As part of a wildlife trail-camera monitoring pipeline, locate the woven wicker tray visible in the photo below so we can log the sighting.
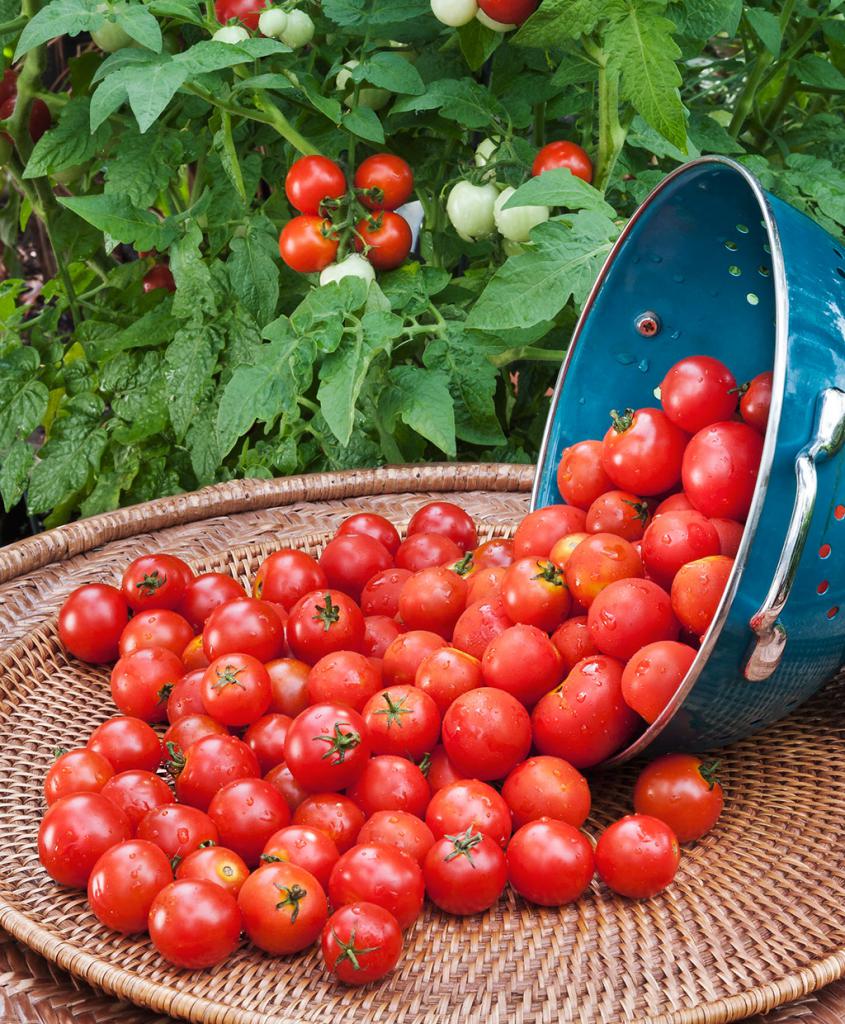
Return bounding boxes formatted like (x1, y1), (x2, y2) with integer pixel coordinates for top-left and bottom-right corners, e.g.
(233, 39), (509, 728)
(1, 464), (844, 1024)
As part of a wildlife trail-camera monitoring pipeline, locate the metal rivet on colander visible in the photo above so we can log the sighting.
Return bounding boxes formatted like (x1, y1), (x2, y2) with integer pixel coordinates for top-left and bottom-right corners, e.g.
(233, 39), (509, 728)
(635, 311), (661, 337)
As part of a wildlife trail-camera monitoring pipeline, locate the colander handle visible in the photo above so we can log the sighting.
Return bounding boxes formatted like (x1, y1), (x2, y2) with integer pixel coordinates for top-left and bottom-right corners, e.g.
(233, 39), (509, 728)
(744, 387), (845, 682)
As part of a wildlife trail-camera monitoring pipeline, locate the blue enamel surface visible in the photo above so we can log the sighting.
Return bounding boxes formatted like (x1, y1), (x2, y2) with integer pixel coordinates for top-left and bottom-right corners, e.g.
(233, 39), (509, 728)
(534, 160), (845, 752)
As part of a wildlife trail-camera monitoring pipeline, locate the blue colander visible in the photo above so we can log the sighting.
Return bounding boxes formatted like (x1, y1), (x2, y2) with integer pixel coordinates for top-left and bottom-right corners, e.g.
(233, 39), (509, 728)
(531, 156), (845, 763)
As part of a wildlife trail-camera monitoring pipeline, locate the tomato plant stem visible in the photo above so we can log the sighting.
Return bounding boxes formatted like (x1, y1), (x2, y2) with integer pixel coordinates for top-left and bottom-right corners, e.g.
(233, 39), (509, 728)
(490, 346), (562, 367)
(592, 50), (629, 194)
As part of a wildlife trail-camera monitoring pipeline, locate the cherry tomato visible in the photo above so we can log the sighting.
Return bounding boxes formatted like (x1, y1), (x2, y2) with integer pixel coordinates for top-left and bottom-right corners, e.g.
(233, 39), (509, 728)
(330, 843), (424, 930)
(507, 819), (594, 906)
(451, 595), (511, 660)
(548, 532), (589, 570)
(621, 640), (696, 723)
(563, 533), (643, 608)
(502, 756), (590, 830)
(641, 510), (721, 587)
(354, 153), (414, 211)
(172, 733), (259, 811)
(740, 371), (772, 433)
(441, 687), (530, 781)
(425, 778), (511, 847)
(321, 902), (403, 985)
(710, 517), (744, 557)
(602, 407), (688, 496)
(88, 839), (173, 933)
(360, 567), (412, 616)
(347, 754), (430, 819)
(253, 549), (327, 609)
(293, 793), (365, 853)
(265, 763), (309, 811)
(682, 422), (763, 520)
(586, 490), (650, 541)
(338, 512), (401, 555)
(513, 504), (587, 559)
(397, 566), (467, 638)
(243, 713), (292, 773)
(58, 584), (129, 663)
(121, 553), (193, 612)
(119, 608), (194, 658)
(473, 538), (513, 570)
(634, 754), (724, 843)
(87, 716), (162, 774)
(671, 555), (734, 637)
(100, 770), (174, 831)
(181, 635), (209, 671)
(358, 811), (435, 866)
(149, 879), (241, 968)
(595, 814), (680, 898)
(208, 778), (290, 867)
(382, 629), (446, 685)
(501, 557), (570, 632)
(550, 615), (597, 673)
(178, 572), (246, 632)
(164, 713), (228, 759)
(319, 534), (394, 604)
(214, 0), (263, 25)
(137, 803), (218, 863)
(238, 861), (328, 954)
(532, 139), (592, 182)
(176, 844), (249, 896)
(556, 440), (612, 508)
(354, 211), (412, 271)
(279, 216), (338, 273)
(480, 624), (562, 706)
(465, 565), (505, 604)
(588, 578), (679, 660)
(142, 265), (176, 293)
(415, 647), (481, 715)
(362, 685), (439, 759)
(395, 532), (462, 572)
(286, 155), (346, 215)
(659, 356), (737, 434)
(267, 657), (311, 716)
(38, 793), (132, 888)
(165, 668), (206, 722)
(284, 702), (370, 792)
(286, 590), (366, 664)
(363, 615), (401, 658)
(200, 653), (271, 727)
(655, 492), (695, 515)
(203, 597), (285, 663)
(423, 827), (507, 915)
(44, 748), (114, 806)
(261, 824), (339, 889)
(111, 647), (184, 723)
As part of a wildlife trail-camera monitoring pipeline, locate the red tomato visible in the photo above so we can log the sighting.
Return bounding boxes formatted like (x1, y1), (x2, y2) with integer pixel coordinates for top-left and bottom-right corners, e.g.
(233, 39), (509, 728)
(261, 825), (339, 889)
(595, 814), (680, 898)
(164, 714), (228, 759)
(319, 534), (394, 604)
(176, 844), (249, 897)
(586, 490), (650, 541)
(203, 597), (285, 663)
(165, 668), (206, 722)
(513, 504), (587, 559)
(441, 687), (530, 781)
(671, 555), (734, 637)
(238, 861), (328, 954)
(556, 440), (612, 508)
(58, 584), (129, 663)
(267, 657), (311, 716)
(362, 685), (440, 759)
(38, 793), (131, 887)
(253, 549), (327, 609)
(285, 155), (346, 215)
(532, 139), (592, 182)
(398, 566), (467, 638)
(550, 615), (597, 673)
(423, 827), (507, 915)
(354, 211), (412, 270)
(321, 902), (403, 985)
(347, 754), (430, 818)
(360, 567), (412, 617)
(502, 557), (570, 632)
(563, 533), (643, 608)
(588, 578), (679, 660)
(395, 532), (462, 572)
(465, 566), (505, 604)
(28, 97), (51, 143)
(358, 811), (435, 866)
(502, 756), (590, 830)
(740, 371), (772, 433)
(602, 408), (688, 496)
(284, 702), (370, 792)
(405, 501), (477, 549)
(451, 595), (511, 660)
(621, 641), (697, 723)
(682, 422), (763, 520)
(208, 778), (290, 867)
(293, 794), (365, 853)
(87, 716), (162, 774)
(532, 655), (639, 768)
(243, 713), (292, 773)
(286, 589), (366, 664)
(478, 0), (538, 24)
(200, 653), (271, 727)
(415, 647), (481, 715)
(137, 803), (218, 863)
(178, 572), (246, 632)
(100, 770), (173, 831)
(265, 763), (309, 811)
(172, 733), (259, 811)
(214, 0), (263, 25)
(363, 615), (401, 658)
(121, 553), (193, 612)
(659, 356), (737, 434)
(338, 512), (401, 556)
(481, 624), (563, 706)
(473, 537), (514, 569)
(425, 778), (511, 847)
(548, 532), (589, 570)
(149, 879), (241, 968)
(634, 754), (724, 843)
(507, 819), (594, 906)
(354, 153), (414, 211)
(44, 748), (114, 806)
(142, 265), (176, 293)
(641, 510), (721, 587)
(330, 843), (423, 929)
(382, 629), (446, 685)
(181, 635), (209, 671)
(88, 839), (173, 933)
(424, 744), (463, 795)
(655, 492), (695, 515)
(710, 517), (744, 557)
(119, 608), (193, 658)
(110, 647), (185, 722)
(279, 216), (338, 273)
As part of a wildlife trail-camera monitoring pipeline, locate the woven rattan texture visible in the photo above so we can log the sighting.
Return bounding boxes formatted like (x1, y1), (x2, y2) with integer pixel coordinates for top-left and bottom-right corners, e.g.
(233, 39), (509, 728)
(0, 466), (843, 1024)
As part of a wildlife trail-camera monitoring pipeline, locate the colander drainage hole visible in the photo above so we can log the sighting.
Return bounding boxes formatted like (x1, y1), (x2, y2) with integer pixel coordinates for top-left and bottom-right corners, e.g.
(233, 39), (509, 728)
(835, 505), (844, 520)
(759, 265), (770, 277)
(725, 240), (738, 251)
(737, 223), (749, 234)
(746, 293), (759, 305)
(827, 606), (840, 620)
(820, 543), (832, 559)
(836, 268), (845, 281)
(818, 581), (830, 595)
(728, 265), (741, 277)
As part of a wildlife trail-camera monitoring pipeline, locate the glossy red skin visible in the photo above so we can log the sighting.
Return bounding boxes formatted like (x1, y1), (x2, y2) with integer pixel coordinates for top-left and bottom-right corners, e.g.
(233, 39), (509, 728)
(602, 408), (688, 496)
(595, 814), (680, 898)
(415, 647), (481, 716)
(337, 512), (401, 556)
(239, 862), (328, 954)
(87, 716), (162, 774)
(200, 652), (271, 727)
(548, 531), (590, 571)
(586, 490), (650, 541)
(563, 532), (643, 608)
(641, 510), (721, 587)
(354, 154), (414, 211)
(293, 794), (366, 853)
(208, 778), (291, 867)
(284, 703), (370, 792)
(502, 756), (591, 830)
(165, 668), (206, 722)
(110, 647), (185, 723)
(265, 763), (309, 811)
(660, 356), (737, 434)
(633, 754), (724, 843)
(360, 567), (412, 617)
(425, 779), (511, 848)
(318, 534), (394, 604)
(44, 748), (114, 806)
(682, 421), (763, 520)
(481, 624), (563, 706)
(27, 97), (51, 142)
(120, 554), (193, 612)
(38, 793), (132, 888)
(306, 650), (382, 712)
(149, 879), (241, 968)
(266, 658), (311, 716)
(710, 518), (744, 557)
(174, 733), (260, 811)
(355, 211), (412, 271)
(242, 713), (292, 773)
(532, 655), (640, 768)
(119, 609), (194, 658)
(532, 139), (593, 181)
(395, 532), (462, 572)
(58, 584), (129, 663)
(286, 589), (366, 665)
(87, 839), (173, 933)
(363, 615), (401, 658)
(406, 503), (477, 552)
(465, 566), (506, 603)
(621, 641), (696, 724)
(589, 578), (679, 660)
(214, 0), (263, 25)
(441, 687), (531, 781)
(473, 538), (514, 570)
(285, 155), (346, 215)
(362, 685), (440, 760)
(398, 566), (467, 638)
(175, 845), (249, 896)
(671, 555), (734, 637)
(164, 714), (227, 759)
(178, 572), (245, 632)
(142, 265), (176, 293)
(100, 770), (173, 832)
(501, 557), (571, 632)
(740, 371), (772, 433)
(321, 902), (403, 985)
(507, 820), (595, 906)
(202, 597), (285, 663)
(261, 825), (339, 889)
(358, 811), (435, 866)
(137, 803), (218, 862)
(424, 831), (507, 915)
(181, 635), (209, 671)
(330, 843), (424, 929)
(382, 629), (446, 685)
(513, 505), (588, 559)
(425, 744), (464, 795)
(550, 616), (598, 674)
(279, 216), (338, 273)
(451, 596), (511, 660)
(556, 440), (612, 508)
(253, 550), (327, 609)
(655, 492), (695, 515)
(347, 755), (430, 818)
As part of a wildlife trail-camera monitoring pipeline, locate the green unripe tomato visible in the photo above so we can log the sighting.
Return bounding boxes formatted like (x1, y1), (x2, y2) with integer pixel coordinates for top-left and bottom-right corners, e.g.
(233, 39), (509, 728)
(91, 16), (134, 51)
(213, 24), (250, 41)
(335, 60), (391, 110)
(446, 180), (499, 241)
(493, 186), (549, 242)
(430, 0), (478, 26)
(319, 254), (376, 287)
(279, 9), (314, 48)
(258, 8), (287, 38)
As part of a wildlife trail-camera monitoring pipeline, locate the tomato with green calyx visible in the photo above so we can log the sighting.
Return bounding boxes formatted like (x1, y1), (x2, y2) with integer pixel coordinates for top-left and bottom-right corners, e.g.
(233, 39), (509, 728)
(214, 0), (262, 28)
(322, 902), (403, 985)
(423, 827), (507, 915)
(362, 685), (440, 760)
(354, 153), (414, 211)
(110, 647), (184, 723)
(633, 753), (724, 843)
(355, 211), (412, 270)
(286, 590), (366, 664)
(201, 653), (272, 728)
(279, 216), (338, 273)
(532, 140), (593, 182)
(502, 557), (570, 632)
(739, 371), (772, 434)
(602, 407), (688, 496)
(284, 702), (370, 792)
(239, 861), (328, 954)
(285, 155), (346, 216)
(586, 490), (650, 541)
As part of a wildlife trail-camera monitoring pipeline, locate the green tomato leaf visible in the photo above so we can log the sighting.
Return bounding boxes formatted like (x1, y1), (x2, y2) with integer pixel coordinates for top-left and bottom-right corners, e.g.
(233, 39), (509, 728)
(512, 0), (600, 47)
(0, 348), (49, 450)
(163, 323), (223, 441)
(503, 168), (616, 216)
(24, 97), (111, 178)
(391, 78), (505, 128)
(457, 20), (503, 71)
(14, 0), (102, 59)
(57, 193), (177, 252)
(354, 51), (425, 95)
(670, 0), (741, 39)
(423, 332), (505, 446)
(380, 365), (456, 457)
(0, 439), (34, 512)
(795, 54), (845, 91)
(744, 8), (781, 56)
(116, 3), (162, 51)
(226, 215), (280, 326)
(169, 223), (217, 320)
(147, 0), (204, 24)
(687, 111), (745, 153)
(342, 106), (385, 143)
(103, 124), (184, 206)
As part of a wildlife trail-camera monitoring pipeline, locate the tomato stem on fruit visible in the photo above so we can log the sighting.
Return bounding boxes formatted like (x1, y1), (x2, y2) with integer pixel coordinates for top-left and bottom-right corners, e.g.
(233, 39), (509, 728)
(609, 408), (634, 433)
(622, 499), (650, 525)
(136, 571), (166, 595)
(698, 760), (722, 790)
(418, 753), (432, 776)
(313, 593), (341, 631)
(330, 926), (378, 972)
(316, 723), (361, 764)
(373, 692), (412, 728)
(213, 664), (246, 690)
(451, 552), (474, 576)
(444, 827), (483, 864)
(166, 741), (186, 777)
(274, 882), (307, 923)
